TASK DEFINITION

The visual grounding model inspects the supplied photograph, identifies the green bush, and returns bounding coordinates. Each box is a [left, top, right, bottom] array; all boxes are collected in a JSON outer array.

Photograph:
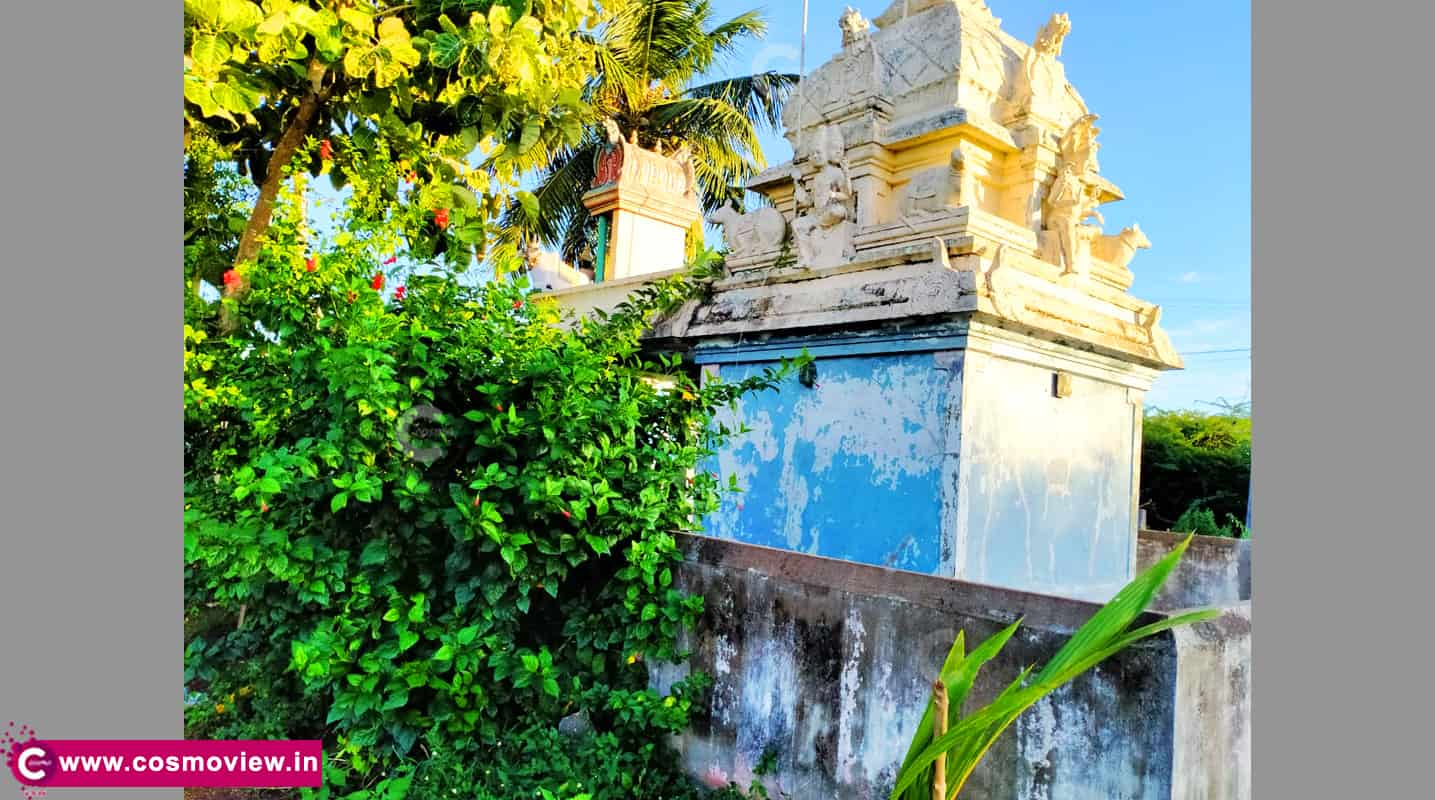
[[184, 170, 796, 795], [1140, 409, 1250, 533], [1171, 503, 1249, 539]]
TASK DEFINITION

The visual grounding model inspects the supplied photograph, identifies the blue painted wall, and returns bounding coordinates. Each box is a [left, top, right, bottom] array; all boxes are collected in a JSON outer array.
[[697, 330, 1142, 599], [702, 350, 953, 574]]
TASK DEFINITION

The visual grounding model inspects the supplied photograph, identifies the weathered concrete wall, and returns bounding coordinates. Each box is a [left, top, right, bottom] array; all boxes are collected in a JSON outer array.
[[653, 535, 1251, 800], [1171, 603, 1251, 800], [1137, 530, 1251, 611]]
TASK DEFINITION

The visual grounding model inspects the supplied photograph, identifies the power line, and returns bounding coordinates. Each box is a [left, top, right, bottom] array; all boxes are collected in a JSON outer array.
[[1182, 347, 1249, 355], [1146, 300, 1251, 307]]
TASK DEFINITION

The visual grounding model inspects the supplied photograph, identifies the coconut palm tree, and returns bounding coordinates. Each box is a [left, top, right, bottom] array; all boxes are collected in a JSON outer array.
[[505, 0, 798, 264]]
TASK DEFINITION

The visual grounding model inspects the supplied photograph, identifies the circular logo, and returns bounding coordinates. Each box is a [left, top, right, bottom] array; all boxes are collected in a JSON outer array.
[[12, 741, 57, 786], [395, 404, 448, 465]]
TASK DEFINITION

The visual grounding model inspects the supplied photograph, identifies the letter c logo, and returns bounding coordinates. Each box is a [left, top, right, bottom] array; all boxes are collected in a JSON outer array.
[[17, 746, 51, 781]]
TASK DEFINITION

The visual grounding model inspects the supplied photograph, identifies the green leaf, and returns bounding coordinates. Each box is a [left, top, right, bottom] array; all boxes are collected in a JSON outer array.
[[331, 492, 349, 513], [434, 644, 454, 661], [377, 16, 409, 44], [256, 11, 287, 37], [343, 46, 378, 80], [457, 626, 479, 646], [183, 78, 213, 109], [216, 0, 262, 33], [382, 688, 410, 711], [360, 539, 388, 567], [515, 190, 539, 222], [190, 35, 231, 70], [517, 118, 541, 154], [210, 82, 257, 114], [399, 630, 419, 652]]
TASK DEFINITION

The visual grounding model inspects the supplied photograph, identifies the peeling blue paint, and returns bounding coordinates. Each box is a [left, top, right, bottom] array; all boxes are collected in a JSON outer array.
[[703, 350, 950, 574], [698, 328, 1143, 599]]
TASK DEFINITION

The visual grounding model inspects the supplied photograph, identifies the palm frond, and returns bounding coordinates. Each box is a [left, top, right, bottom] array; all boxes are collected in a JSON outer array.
[[684, 72, 799, 132], [701, 8, 768, 66], [499, 137, 602, 249]]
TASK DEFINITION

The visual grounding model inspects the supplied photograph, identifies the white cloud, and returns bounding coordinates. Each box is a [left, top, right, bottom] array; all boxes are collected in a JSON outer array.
[[1179, 271, 1202, 283]]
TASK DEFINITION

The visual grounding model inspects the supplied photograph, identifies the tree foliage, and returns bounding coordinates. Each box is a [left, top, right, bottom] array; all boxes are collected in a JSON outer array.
[[1141, 408, 1251, 533], [182, 0, 601, 295]]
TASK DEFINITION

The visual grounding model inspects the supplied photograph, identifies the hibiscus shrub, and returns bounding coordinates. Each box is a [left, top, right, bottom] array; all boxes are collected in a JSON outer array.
[[183, 181, 792, 793]]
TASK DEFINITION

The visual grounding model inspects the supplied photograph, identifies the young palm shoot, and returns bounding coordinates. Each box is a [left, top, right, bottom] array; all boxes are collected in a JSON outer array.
[[890, 534, 1219, 800]]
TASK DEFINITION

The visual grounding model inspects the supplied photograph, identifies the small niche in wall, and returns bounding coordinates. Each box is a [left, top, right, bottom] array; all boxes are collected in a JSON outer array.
[[1053, 371, 1073, 398]]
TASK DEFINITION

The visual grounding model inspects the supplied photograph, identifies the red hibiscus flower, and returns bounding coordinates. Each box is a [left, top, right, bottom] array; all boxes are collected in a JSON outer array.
[[371, 273, 385, 291], [222, 269, 241, 288], [383, 255, 398, 265], [512, 298, 523, 310], [561, 510, 572, 520], [305, 257, 317, 272], [394, 286, 406, 301], [433, 208, 449, 230], [319, 139, 333, 160]]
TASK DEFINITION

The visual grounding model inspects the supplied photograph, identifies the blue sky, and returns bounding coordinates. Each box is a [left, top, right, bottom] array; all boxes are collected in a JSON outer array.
[[702, 0, 1252, 412]]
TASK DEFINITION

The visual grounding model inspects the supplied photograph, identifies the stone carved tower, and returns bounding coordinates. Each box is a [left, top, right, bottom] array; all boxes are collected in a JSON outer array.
[[580, 120, 703, 282], [546, 1, 1185, 601]]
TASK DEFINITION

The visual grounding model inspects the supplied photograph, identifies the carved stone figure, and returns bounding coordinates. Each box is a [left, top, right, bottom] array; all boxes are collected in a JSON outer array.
[[1043, 163, 1090, 277], [840, 7, 871, 47], [1041, 115, 1109, 276], [1009, 12, 1086, 119], [594, 121, 625, 187], [672, 144, 699, 200], [1058, 113, 1101, 176], [524, 239, 590, 291], [791, 168, 817, 266], [1141, 304, 1181, 364], [792, 125, 857, 268], [706, 204, 790, 259], [602, 118, 623, 145], [899, 148, 965, 217], [1093, 224, 1151, 270]]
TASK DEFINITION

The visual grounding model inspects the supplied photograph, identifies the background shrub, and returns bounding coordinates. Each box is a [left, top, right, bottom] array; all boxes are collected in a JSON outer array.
[[1140, 408, 1251, 533]]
